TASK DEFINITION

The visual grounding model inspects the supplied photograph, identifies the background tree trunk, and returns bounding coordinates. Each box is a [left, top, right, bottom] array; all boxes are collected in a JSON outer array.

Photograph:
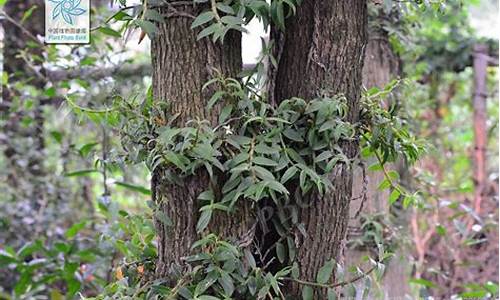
[[1, 0, 45, 180], [471, 44, 488, 217], [272, 1, 367, 297], [348, 11, 411, 298], [0, 0, 46, 289], [150, 4, 253, 281]]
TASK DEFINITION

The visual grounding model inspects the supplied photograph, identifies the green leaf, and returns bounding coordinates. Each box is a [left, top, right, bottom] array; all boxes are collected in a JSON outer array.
[[281, 166, 298, 184], [403, 195, 415, 208], [460, 290, 487, 298], [198, 190, 215, 201], [197, 23, 220, 40], [316, 259, 334, 284], [409, 278, 436, 288], [319, 120, 336, 132], [378, 179, 391, 190], [79, 142, 98, 157], [197, 210, 212, 233], [276, 1, 285, 30], [388, 189, 400, 204], [218, 272, 235, 296], [327, 288, 337, 300], [50, 130, 63, 143], [287, 236, 296, 261], [165, 151, 186, 170], [368, 162, 383, 171], [253, 166, 276, 181], [253, 156, 278, 167], [45, 87, 57, 97], [115, 181, 151, 195], [135, 19, 157, 38], [221, 15, 243, 26], [109, 10, 133, 21], [276, 242, 285, 263], [299, 169, 309, 192], [15, 272, 31, 295], [145, 9, 164, 22], [66, 278, 81, 297], [219, 104, 233, 124], [198, 296, 221, 300], [21, 5, 37, 23], [291, 262, 299, 279], [54, 242, 70, 254], [302, 286, 313, 300], [360, 146, 373, 158], [0, 249, 17, 265], [98, 26, 122, 37], [435, 224, 446, 236], [191, 11, 215, 29], [484, 282, 499, 295], [17, 241, 43, 259], [255, 143, 279, 154], [387, 170, 399, 180], [283, 128, 303, 142], [65, 221, 87, 238], [50, 289, 64, 300], [315, 151, 333, 163], [265, 180, 289, 195], [217, 3, 235, 14], [65, 169, 99, 177]]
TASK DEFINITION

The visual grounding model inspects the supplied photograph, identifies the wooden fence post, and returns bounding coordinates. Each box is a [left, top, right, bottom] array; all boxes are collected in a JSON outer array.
[[472, 44, 489, 216]]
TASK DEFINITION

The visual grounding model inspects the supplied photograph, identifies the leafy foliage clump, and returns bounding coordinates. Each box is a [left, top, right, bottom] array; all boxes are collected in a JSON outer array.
[[119, 74, 357, 232], [66, 70, 420, 298]]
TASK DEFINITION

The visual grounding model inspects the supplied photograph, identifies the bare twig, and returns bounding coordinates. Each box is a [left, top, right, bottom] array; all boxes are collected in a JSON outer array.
[[0, 10, 45, 48], [282, 264, 377, 289]]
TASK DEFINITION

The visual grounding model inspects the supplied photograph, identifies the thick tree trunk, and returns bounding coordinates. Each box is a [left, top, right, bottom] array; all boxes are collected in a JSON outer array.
[[150, 4, 252, 281], [272, 1, 367, 297]]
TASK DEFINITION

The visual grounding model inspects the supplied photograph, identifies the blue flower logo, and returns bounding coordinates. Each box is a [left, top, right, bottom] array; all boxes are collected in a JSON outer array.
[[50, 0, 86, 25]]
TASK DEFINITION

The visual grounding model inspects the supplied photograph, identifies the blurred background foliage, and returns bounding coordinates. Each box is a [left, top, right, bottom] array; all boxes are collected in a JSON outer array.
[[0, 0, 498, 299]]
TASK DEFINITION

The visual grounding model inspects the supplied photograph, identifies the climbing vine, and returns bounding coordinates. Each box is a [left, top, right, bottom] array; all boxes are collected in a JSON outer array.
[[64, 0, 432, 299], [68, 70, 424, 299]]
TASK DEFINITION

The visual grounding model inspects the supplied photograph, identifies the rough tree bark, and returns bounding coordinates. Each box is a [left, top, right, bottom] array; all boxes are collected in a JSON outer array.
[[150, 4, 253, 281], [272, 1, 367, 297]]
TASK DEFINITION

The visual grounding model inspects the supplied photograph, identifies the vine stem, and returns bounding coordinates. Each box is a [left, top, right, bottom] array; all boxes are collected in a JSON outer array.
[[141, 0, 148, 20], [360, 132, 405, 197], [373, 148, 403, 194], [65, 97, 116, 113], [0, 10, 45, 47], [249, 136, 257, 182], [210, 0, 222, 23], [282, 265, 376, 289]]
